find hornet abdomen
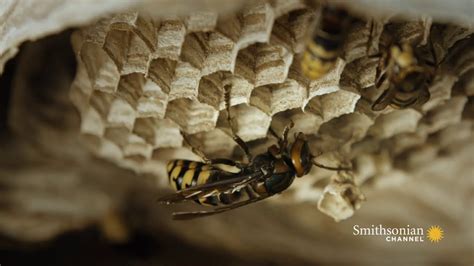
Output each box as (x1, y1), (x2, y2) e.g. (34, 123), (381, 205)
(301, 6), (350, 80)
(167, 160), (250, 206)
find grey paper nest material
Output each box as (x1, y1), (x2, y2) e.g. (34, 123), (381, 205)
(68, 0), (473, 221)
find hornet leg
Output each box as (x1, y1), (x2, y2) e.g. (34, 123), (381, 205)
(224, 84), (252, 162)
(182, 134), (211, 163)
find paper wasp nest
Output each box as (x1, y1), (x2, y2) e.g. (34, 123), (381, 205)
(67, 0), (473, 222)
(1, 0), (473, 264)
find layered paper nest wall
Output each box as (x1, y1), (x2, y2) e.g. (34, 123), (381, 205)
(68, 0), (474, 221)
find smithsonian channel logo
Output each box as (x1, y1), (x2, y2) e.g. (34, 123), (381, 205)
(353, 224), (444, 243)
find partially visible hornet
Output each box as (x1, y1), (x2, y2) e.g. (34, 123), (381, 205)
(301, 5), (352, 80)
(371, 43), (435, 111)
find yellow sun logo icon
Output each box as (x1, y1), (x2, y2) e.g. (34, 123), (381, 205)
(427, 225), (444, 243)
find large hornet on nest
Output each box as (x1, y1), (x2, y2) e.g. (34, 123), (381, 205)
(158, 86), (351, 220)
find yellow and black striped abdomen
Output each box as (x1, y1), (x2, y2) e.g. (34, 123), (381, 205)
(166, 160), (229, 206)
(301, 41), (339, 79)
(167, 160), (212, 191)
(166, 159), (249, 206)
(301, 6), (350, 80)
